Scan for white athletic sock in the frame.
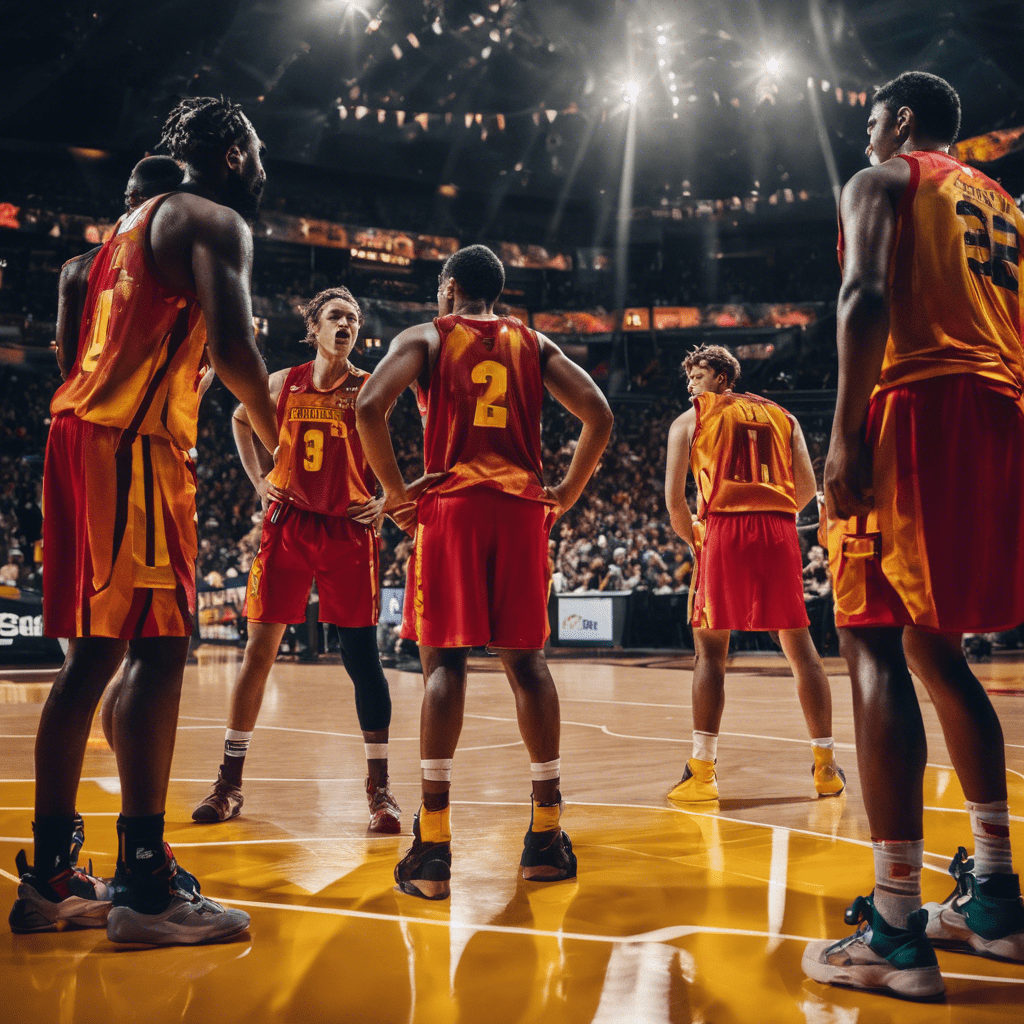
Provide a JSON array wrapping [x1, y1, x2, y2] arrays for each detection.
[[692, 731, 718, 763], [224, 729, 253, 759], [364, 743, 388, 761], [966, 800, 1014, 879], [872, 838, 924, 930], [810, 736, 834, 751]]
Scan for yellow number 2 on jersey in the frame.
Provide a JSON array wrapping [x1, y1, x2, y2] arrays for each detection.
[[471, 360, 508, 428], [303, 429, 324, 472]]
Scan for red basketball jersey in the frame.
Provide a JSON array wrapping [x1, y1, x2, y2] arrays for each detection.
[[265, 361, 376, 515], [50, 194, 209, 450], [417, 314, 547, 502]]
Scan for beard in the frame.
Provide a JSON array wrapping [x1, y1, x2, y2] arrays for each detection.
[[222, 167, 265, 223]]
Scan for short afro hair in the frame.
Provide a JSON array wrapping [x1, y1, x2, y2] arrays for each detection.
[[300, 287, 362, 345], [440, 244, 505, 305], [126, 155, 184, 199], [873, 72, 961, 145], [159, 96, 255, 172], [682, 344, 741, 387]]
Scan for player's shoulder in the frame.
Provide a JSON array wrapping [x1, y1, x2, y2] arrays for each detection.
[[669, 406, 697, 435], [841, 159, 910, 209], [60, 245, 101, 280], [156, 192, 251, 243]]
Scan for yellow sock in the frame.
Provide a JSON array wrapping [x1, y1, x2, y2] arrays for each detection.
[[812, 745, 836, 769], [531, 801, 560, 833], [419, 804, 451, 843]]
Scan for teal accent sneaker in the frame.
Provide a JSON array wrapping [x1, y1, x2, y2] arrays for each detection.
[[924, 847, 1024, 961], [802, 894, 945, 1002]]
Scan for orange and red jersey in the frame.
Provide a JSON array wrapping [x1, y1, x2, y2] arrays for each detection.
[[689, 391, 798, 517], [266, 361, 375, 515], [51, 194, 209, 451], [417, 314, 548, 502], [839, 150, 1024, 393]]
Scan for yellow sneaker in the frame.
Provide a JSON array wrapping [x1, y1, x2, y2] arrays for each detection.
[[812, 747, 846, 797], [667, 758, 718, 802]]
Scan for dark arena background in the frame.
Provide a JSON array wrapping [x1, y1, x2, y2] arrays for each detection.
[[1, 2, 1023, 1021]]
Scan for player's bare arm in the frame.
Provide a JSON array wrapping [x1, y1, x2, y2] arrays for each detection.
[[233, 367, 288, 509], [789, 416, 818, 511], [355, 322, 447, 527], [665, 408, 696, 548], [150, 193, 278, 453], [538, 334, 613, 516], [54, 248, 99, 379], [825, 160, 907, 521]]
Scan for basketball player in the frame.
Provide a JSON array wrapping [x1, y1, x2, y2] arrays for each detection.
[[663, 344, 845, 802], [55, 156, 184, 379], [9, 97, 276, 945], [356, 244, 613, 899], [802, 73, 1024, 1001], [191, 287, 402, 834]]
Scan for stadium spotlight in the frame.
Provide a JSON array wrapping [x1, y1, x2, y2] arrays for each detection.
[[624, 81, 641, 104], [766, 56, 781, 76]]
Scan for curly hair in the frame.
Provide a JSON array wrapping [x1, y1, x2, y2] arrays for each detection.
[[300, 287, 363, 345], [874, 72, 961, 145], [159, 96, 254, 171], [681, 344, 741, 387], [441, 244, 505, 304]]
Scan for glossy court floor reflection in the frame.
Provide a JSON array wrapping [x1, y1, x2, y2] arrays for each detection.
[[1, 648, 1022, 1023]]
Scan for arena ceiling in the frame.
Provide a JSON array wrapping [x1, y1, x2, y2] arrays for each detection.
[[4, 1, 1024, 206]]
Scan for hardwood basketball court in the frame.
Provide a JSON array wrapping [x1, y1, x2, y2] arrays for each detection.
[[1, 648, 1022, 1022]]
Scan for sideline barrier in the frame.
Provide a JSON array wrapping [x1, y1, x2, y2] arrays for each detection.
[[0, 586, 64, 663]]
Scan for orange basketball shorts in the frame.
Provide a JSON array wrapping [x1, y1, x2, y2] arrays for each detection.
[[401, 488, 553, 649], [829, 373, 1024, 632], [691, 510, 809, 631], [43, 412, 197, 638], [244, 500, 379, 627]]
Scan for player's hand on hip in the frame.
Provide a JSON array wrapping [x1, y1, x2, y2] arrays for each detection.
[[348, 493, 386, 525], [824, 435, 873, 520], [405, 471, 448, 502], [543, 481, 577, 519]]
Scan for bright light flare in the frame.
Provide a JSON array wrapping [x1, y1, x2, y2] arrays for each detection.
[[624, 81, 641, 104], [766, 57, 781, 76]]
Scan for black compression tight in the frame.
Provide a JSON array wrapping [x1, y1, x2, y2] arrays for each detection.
[[337, 626, 392, 732]]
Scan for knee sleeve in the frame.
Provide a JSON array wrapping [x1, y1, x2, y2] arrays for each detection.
[[338, 626, 391, 732]]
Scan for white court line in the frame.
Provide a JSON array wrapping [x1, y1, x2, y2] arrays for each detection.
[[924, 805, 1024, 823], [0, 861, 1017, 985], [177, 724, 522, 751]]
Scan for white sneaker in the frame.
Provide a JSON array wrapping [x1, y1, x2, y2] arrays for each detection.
[[107, 891, 249, 945]]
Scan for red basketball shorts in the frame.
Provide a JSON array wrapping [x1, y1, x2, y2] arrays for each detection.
[[43, 412, 197, 639], [401, 488, 553, 649], [244, 500, 379, 627], [829, 373, 1024, 632], [691, 510, 809, 631]]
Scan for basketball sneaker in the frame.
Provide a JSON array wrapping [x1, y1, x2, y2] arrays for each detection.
[[366, 778, 401, 834], [667, 758, 718, 802], [394, 811, 451, 900], [106, 843, 248, 946], [191, 769, 244, 823], [812, 748, 847, 797], [8, 849, 113, 933], [923, 847, 1024, 961], [802, 894, 945, 1002]]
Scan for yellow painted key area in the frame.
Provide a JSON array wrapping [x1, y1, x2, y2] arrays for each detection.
[[1, 650, 1022, 1023]]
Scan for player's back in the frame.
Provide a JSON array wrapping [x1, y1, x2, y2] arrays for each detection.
[[267, 361, 375, 514], [418, 314, 547, 502], [690, 391, 798, 517], [51, 193, 208, 450], [871, 151, 1024, 391]]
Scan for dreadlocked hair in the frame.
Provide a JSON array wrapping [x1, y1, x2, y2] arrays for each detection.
[[300, 287, 363, 345], [159, 96, 253, 171]]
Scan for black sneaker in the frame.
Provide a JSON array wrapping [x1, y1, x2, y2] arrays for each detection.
[[521, 824, 577, 883], [8, 849, 112, 933], [394, 811, 451, 900]]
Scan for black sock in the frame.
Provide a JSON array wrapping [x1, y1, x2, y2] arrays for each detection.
[[117, 813, 174, 913], [33, 816, 77, 878], [221, 757, 244, 787], [978, 873, 1021, 900]]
